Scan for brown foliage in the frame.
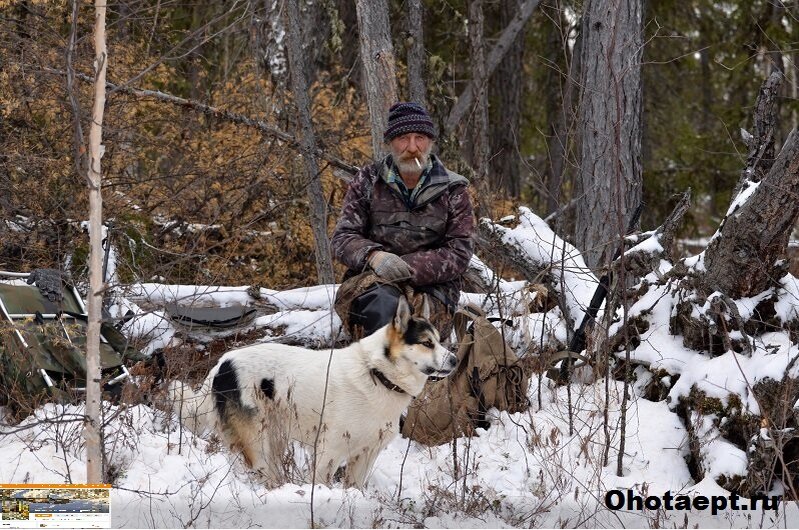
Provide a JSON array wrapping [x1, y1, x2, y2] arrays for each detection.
[[0, 2, 371, 288]]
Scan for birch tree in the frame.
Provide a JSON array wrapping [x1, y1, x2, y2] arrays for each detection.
[[85, 0, 108, 483], [355, 0, 398, 159]]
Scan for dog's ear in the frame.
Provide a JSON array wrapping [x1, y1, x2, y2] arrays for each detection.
[[393, 296, 412, 333], [420, 294, 431, 320]]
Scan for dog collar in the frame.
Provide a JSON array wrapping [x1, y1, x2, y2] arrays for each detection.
[[370, 368, 408, 395]]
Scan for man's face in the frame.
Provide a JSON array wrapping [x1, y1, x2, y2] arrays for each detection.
[[388, 133, 433, 174]]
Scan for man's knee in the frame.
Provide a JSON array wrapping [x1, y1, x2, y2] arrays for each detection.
[[349, 283, 403, 337]]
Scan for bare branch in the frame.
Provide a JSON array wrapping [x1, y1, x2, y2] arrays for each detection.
[[42, 67, 360, 177], [445, 0, 542, 133]]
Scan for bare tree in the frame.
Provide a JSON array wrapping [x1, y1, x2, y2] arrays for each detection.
[[445, 0, 542, 134], [543, 4, 577, 216], [355, 0, 398, 159], [489, 0, 527, 199], [85, 0, 108, 483], [704, 73, 799, 299], [468, 0, 490, 189], [406, 0, 426, 106], [283, 0, 335, 285], [573, 0, 643, 270]]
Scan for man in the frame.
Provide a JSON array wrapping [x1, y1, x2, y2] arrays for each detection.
[[331, 102, 475, 341]]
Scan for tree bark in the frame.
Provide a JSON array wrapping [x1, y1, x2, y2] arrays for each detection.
[[445, 0, 541, 133], [574, 0, 643, 270], [85, 0, 107, 484], [468, 0, 490, 188], [489, 0, 526, 198], [284, 0, 335, 285], [703, 109, 799, 297], [66, 0, 86, 178], [336, 0, 361, 89], [733, 71, 781, 196], [542, 4, 573, 214], [355, 0, 398, 160], [406, 0, 426, 106], [253, 0, 288, 86]]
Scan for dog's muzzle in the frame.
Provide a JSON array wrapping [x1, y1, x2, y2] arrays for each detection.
[[424, 352, 458, 379]]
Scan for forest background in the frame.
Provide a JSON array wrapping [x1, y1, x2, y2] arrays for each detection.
[[2, 0, 797, 288]]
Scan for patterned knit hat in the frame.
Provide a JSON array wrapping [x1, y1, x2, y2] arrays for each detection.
[[383, 102, 437, 142]]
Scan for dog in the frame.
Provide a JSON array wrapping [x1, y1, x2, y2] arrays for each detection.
[[169, 296, 457, 488]]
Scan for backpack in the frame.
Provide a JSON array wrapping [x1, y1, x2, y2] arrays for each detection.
[[0, 272, 143, 416], [400, 304, 531, 446]]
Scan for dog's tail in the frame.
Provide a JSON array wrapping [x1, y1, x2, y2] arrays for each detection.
[[167, 379, 217, 435]]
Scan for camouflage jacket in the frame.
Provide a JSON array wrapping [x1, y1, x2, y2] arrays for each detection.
[[331, 154, 475, 308]]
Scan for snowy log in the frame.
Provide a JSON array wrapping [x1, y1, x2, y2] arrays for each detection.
[[478, 207, 597, 330]]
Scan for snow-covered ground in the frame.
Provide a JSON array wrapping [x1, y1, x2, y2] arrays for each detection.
[[2, 282, 799, 528], [3, 209, 799, 528], [2, 373, 797, 528]]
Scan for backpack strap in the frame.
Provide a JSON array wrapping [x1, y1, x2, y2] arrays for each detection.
[[453, 303, 485, 344]]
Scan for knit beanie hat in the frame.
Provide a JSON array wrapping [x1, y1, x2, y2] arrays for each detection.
[[383, 102, 437, 142]]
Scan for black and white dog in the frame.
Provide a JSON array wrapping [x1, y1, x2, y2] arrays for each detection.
[[169, 296, 457, 488]]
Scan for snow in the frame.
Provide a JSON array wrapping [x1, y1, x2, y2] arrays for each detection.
[[694, 413, 748, 480], [775, 274, 799, 323], [5, 374, 796, 528], [614, 274, 799, 414], [254, 309, 342, 346], [624, 232, 664, 257], [480, 207, 598, 330], [4, 251, 799, 527]]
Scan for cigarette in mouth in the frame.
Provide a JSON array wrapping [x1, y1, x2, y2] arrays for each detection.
[[415, 157, 422, 169]]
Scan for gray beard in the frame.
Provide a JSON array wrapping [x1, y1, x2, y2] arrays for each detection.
[[392, 148, 432, 175], [396, 158, 424, 174]]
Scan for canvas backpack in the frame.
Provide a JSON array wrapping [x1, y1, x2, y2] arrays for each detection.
[[400, 304, 531, 446]]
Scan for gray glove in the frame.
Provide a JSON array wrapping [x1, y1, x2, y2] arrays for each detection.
[[368, 251, 412, 282]]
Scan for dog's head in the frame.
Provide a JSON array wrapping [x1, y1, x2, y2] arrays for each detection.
[[385, 296, 458, 379]]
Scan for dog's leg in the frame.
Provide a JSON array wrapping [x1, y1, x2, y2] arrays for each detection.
[[344, 423, 398, 488], [224, 410, 285, 486], [343, 446, 381, 488], [309, 445, 339, 485]]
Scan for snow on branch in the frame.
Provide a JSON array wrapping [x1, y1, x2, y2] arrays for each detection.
[[478, 207, 597, 330]]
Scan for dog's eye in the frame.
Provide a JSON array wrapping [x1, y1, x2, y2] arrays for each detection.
[[421, 340, 434, 348]]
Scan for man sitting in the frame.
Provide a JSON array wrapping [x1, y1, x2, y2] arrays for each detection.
[[331, 102, 475, 340]]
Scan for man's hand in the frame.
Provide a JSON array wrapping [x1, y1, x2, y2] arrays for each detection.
[[368, 251, 412, 282]]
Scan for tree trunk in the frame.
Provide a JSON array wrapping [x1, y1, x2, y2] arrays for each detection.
[[337, 0, 361, 89], [542, 4, 573, 215], [550, 26, 582, 235], [574, 0, 643, 270], [253, 0, 287, 86], [284, 0, 335, 285], [406, 0, 426, 106], [734, 72, 781, 196], [355, 0, 398, 160], [468, 0, 490, 190], [489, 0, 525, 199], [85, 0, 108, 484], [703, 75, 799, 299], [445, 0, 542, 134], [66, 0, 86, 178]]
